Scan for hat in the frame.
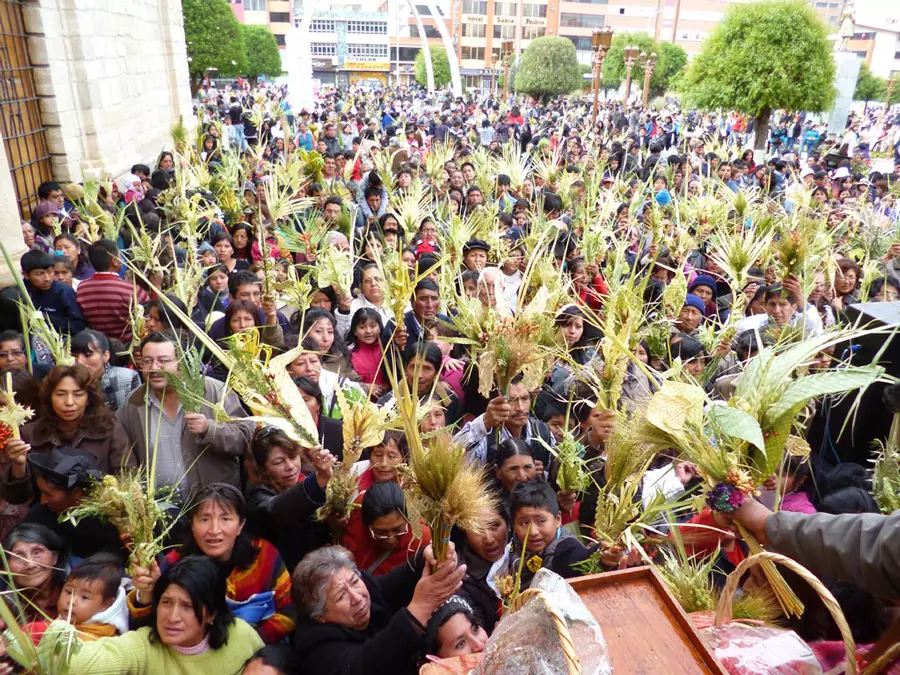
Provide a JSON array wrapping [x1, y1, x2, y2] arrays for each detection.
[[35, 202, 58, 218], [198, 241, 216, 256], [683, 294, 706, 315], [799, 167, 815, 179], [689, 274, 717, 296], [654, 190, 672, 207], [27, 447, 101, 490], [463, 238, 490, 254], [242, 180, 257, 193], [833, 167, 850, 179]]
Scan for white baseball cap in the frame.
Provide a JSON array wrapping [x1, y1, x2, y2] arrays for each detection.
[[833, 166, 850, 179]]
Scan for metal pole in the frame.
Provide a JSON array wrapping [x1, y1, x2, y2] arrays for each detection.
[[591, 49, 601, 126]]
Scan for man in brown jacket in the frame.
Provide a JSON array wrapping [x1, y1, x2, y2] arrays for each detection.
[[116, 332, 253, 497]]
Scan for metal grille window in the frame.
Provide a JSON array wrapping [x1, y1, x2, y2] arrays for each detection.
[[492, 25, 515, 39], [310, 19, 335, 32], [244, 0, 266, 10], [460, 46, 485, 60], [346, 20, 388, 34], [346, 43, 389, 60], [462, 0, 487, 13], [494, 1, 516, 15], [310, 42, 337, 56], [0, 0, 52, 219], [521, 25, 544, 39], [269, 11, 291, 22]]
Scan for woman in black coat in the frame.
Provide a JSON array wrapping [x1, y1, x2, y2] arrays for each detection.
[[291, 543, 465, 675]]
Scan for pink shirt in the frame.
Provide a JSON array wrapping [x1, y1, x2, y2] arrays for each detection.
[[781, 491, 817, 515]]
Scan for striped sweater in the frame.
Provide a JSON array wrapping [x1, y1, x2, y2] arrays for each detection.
[[128, 538, 295, 644]]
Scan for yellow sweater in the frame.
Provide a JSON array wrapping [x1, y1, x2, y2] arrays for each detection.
[[29, 618, 263, 675]]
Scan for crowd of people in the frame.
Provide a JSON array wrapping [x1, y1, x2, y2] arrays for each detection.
[[0, 78, 897, 674]]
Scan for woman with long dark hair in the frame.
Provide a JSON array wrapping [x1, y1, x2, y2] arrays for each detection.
[[129, 483, 296, 645]]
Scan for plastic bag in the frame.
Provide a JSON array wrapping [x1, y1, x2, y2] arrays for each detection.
[[701, 623, 823, 675], [474, 568, 613, 675]]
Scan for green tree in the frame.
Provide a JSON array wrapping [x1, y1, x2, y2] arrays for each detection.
[[514, 36, 582, 100], [656, 42, 687, 95], [853, 63, 886, 111], [414, 47, 451, 88], [600, 33, 665, 94], [890, 76, 900, 105], [241, 25, 282, 87], [682, 0, 835, 150], [182, 0, 247, 93]]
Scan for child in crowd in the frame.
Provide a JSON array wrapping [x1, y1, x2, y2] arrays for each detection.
[[28, 553, 128, 643]]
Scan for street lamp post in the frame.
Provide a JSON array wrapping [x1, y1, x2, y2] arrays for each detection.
[[623, 45, 639, 105], [641, 51, 657, 107], [501, 40, 513, 101], [590, 27, 614, 127]]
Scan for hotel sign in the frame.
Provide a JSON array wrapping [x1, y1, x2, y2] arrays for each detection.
[[494, 16, 516, 25], [461, 13, 485, 22], [524, 17, 545, 26]]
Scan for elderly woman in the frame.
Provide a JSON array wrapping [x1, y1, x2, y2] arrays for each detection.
[[245, 426, 336, 571], [291, 544, 466, 675], [6, 556, 263, 674], [130, 483, 296, 645], [1, 523, 67, 623]]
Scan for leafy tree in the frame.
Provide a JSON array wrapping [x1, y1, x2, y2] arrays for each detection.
[[656, 42, 687, 95], [890, 76, 900, 105], [853, 63, 885, 112], [600, 33, 665, 94], [414, 47, 451, 89], [682, 0, 835, 149], [515, 36, 582, 100], [182, 0, 247, 92], [241, 25, 282, 87]]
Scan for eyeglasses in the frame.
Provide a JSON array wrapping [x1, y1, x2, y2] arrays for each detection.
[[142, 357, 176, 368], [369, 522, 409, 540], [0, 350, 25, 359]]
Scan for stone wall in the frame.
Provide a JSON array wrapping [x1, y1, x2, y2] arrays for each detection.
[[23, 0, 193, 181]]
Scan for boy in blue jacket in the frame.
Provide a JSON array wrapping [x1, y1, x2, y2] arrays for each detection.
[[21, 250, 86, 335]]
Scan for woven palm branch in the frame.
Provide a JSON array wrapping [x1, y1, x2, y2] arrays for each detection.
[[162, 344, 206, 414], [0, 372, 34, 438], [707, 225, 771, 295], [871, 414, 900, 514], [315, 246, 353, 299], [493, 141, 530, 192], [532, 144, 564, 189], [424, 140, 456, 182], [390, 178, 432, 235]]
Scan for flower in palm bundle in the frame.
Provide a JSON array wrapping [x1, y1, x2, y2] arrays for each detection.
[[278, 213, 331, 259], [65, 472, 178, 576], [0, 372, 34, 444]]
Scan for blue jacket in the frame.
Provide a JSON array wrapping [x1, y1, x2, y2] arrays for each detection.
[[381, 310, 452, 349], [24, 280, 86, 335]]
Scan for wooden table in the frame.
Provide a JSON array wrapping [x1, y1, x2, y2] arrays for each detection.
[[569, 567, 727, 674]]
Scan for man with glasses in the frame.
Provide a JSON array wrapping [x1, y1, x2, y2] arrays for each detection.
[[116, 332, 253, 497], [453, 374, 554, 472]]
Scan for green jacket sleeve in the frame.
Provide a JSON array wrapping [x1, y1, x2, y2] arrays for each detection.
[[766, 510, 900, 600]]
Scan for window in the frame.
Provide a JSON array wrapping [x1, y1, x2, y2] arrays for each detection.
[[347, 20, 388, 33], [461, 46, 485, 60], [522, 3, 548, 16], [464, 23, 486, 37], [275, 33, 286, 46], [311, 42, 337, 56], [564, 0, 607, 5], [310, 19, 335, 32], [244, 0, 266, 10], [410, 24, 440, 38], [567, 36, 592, 50], [522, 25, 544, 39], [346, 43, 389, 60], [462, 0, 487, 13], [391, 46, 421, 61], [495, 1, 516, 15], [415, 4, 432, 15], [493, 25, 516, 39], [269, 11, 291, 22], [560, 12, 605, 27]]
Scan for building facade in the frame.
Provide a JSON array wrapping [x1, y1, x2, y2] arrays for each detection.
[[0, 0, 192, 273]]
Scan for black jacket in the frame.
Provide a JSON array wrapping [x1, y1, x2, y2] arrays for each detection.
[[245, 475, 332, 572], [319, 415, 345, 461], [293, 556, 425, 675]]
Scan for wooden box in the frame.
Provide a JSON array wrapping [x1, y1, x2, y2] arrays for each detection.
[[568, 567, 727, 674]]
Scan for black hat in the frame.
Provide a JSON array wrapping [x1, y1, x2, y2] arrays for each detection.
[[424, 594, 482, 654], [463, 238, 490, 254], [27, 447, 101, 490]]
